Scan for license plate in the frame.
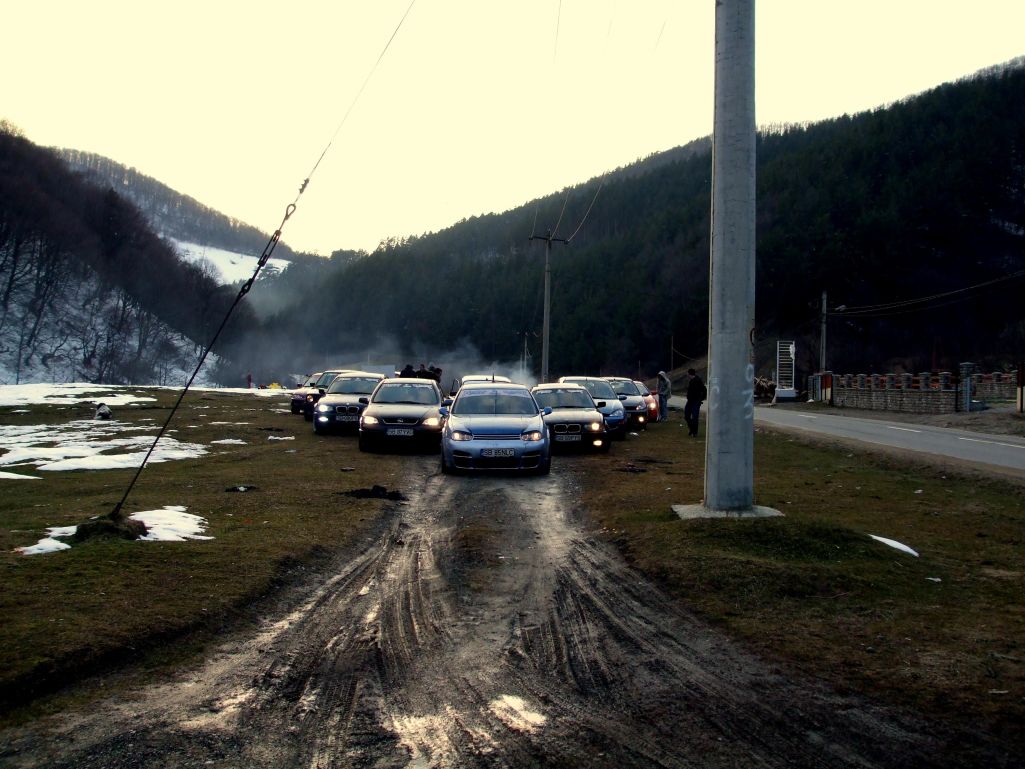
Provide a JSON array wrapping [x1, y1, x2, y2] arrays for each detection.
[[387, 428, 415, 437], [481, 448, 516, 457], [337, 415, 358, 422], [555, 434, 582, 442]]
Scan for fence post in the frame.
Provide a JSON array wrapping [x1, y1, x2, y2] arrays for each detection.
[[1017, 364, 1024, 414], [959, 362, 975, 413]]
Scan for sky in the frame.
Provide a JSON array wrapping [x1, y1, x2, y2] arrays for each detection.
[[3, 1, 1024, 255]]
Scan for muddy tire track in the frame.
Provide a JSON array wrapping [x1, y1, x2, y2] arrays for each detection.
[[0, 458, 1010, 768]]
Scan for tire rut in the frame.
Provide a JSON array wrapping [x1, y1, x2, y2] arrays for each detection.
[[1, 457, 1007, 768]]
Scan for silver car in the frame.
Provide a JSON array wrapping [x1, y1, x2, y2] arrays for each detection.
[[440, 383, 552, 474]]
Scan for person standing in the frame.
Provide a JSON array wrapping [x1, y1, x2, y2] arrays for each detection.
[[656, 371, 672, 422], [684, 368, 706, 437]]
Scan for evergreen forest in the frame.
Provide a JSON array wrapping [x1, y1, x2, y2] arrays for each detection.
[[238, 62, 1025, 382]]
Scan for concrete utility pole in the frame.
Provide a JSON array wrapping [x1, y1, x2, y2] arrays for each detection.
[[529, 231, 567, 383], [676, 0, 778, 520]]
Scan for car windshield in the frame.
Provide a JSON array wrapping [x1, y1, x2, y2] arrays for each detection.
[[328, 377, 380, 395], [566, 379, 616, 400], [609, 379, 640, 396], [315, 371, 340, 387], [533, 388, 594, 410], [453, 388, 538, 416], [373, 383, 439, 405]]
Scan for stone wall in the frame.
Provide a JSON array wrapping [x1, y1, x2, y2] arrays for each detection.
[[827, 369, 1018, 414], [972, 372, 1018, 401]]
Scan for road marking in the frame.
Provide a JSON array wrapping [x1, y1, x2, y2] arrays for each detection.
[[885, 426, 921, 433], [798, 415, 817, 419], [957, 437, 1025, 450]]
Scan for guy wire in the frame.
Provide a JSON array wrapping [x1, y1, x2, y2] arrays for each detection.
[[109, 4, 417, 519]]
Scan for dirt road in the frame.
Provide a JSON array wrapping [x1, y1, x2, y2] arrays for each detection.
[[0, 457, 997, 768]]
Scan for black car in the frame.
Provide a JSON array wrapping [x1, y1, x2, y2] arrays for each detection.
[[312, 372, 385, 434], [358, 378, 446, 451], [302, 368, 356, 421], [605, 377, 649, 430], [531, 383, 610, 452]]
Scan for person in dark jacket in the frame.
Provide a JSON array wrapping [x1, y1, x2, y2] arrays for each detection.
[[399, 363, 416, 378], [684, 369, 705, 437]]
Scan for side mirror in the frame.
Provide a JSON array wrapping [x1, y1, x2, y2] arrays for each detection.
[[595, 401, 606, 408], [442, 398, 453, 407], [439, 406, 450, 417], [618, 394, 627, 401], [358, 397, 369, 405], [318, 388, 326, 395], [542, 407, 553, 416]]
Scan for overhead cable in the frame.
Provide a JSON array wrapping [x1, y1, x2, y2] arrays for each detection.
[[829, 267, 1025, 317], [110, 3, 417, 518]]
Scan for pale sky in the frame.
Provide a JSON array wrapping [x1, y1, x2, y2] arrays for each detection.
[[3, 1, 1023, 255]]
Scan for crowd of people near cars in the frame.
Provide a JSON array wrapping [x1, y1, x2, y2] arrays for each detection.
[[288, 366, 705, 475]]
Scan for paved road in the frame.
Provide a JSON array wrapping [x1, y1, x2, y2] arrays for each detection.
[[752, 406, 1025, 476]]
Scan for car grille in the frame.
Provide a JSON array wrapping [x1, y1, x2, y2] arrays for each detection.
[[452, 451, 542, 470], [469, 433, 521, 441], [335, 405, 361, 414], [382, 416, 419, 425], [552, 423, 582, 434]]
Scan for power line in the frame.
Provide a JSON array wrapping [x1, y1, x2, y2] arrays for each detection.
[[829, 267, 1025, 317], [109, 4, 417, 520]]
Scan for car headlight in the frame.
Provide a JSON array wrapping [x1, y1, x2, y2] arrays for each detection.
[[362, 415, 379, 425], [316, 403, 332, 412], [521, 430, 543, 442], [422, 416, 441, 427], [588, 421, 602, 431], [306, 394, 315, 402], [451, 430, 472, 441]]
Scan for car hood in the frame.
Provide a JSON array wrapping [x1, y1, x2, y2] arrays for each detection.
[[365, 403, 439, 420], [620, 395, 646, 408], [448, 414, 542, 434], [596, 401, 625, 416], [320, 393, 371, 406], [541, 408, 602, 423]]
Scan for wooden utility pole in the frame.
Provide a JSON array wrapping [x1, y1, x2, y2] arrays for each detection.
[[820, 290, 827, 373], [529, 230, 567, 383]]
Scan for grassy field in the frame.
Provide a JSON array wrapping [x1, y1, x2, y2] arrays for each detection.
[[0, 388, 405, 720], [1, 389, 1023, 749], [574, 414, 1025, 748]]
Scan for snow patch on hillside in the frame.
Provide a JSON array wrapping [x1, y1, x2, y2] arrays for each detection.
[[172, 239, 291, 285]]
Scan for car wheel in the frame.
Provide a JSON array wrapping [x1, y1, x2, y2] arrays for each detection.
[[535, 456, 551, 475], [440, 452, 454, 475], [304, 411, 313, 422], [290, 403, 300, 414], [600, 438, 612, 453], [358, 433, 373, 452]]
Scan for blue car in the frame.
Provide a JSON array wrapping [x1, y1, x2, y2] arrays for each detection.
[[440, 383, 552, 474], [558, 376, 628, 439]]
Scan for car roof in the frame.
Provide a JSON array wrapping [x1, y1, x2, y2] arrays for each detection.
[[461, 374, 511, 382], [604, 376, 633, 382], [333, 370, 385, 378], [378, 377, 439, 385], [558, 376, 605, 383], [458, 381, 530, 392], [532, 382, 586, 390]]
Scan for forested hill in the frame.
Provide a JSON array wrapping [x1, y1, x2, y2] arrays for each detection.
[[238, 60, 1025, 381], [56, 149, 299, 261], [0, 124, 253, 384]]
